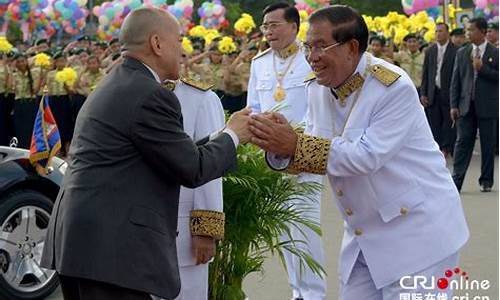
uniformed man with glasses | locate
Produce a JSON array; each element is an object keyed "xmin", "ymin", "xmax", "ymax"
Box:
[
  {"xmin": 246, "ymin": 2, "xmax": 326, "ymax": 300},
  {"xmin": 250, "ymin": 5, "xmax": 469, "ymax": 300}
]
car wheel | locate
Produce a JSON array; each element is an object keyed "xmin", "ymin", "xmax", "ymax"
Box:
[{"xmin": 0, "ymin": 190, "xmax": 59, "ymax": 300}]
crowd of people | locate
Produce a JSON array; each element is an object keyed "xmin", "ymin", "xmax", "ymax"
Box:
[
  {"xmin": 0, "ymin": 14, "xmax": 497, "ymax": 161},
  {"xmin": 367, "ymin": 18, "xmax": 499, "ymax": 192}
]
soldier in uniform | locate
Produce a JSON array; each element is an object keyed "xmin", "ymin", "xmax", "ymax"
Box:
[
  {"xmin": 152, "ymin": 78, "xmax": 225, "ymax": 300},
  {"xmin": 0, "ymin": 52, "xmax": 12, "ymax": 145},
  {"xmin": 191, "ymin": 45, "xmax": 225, "ymax": 98},
  {"xmin": 100, "ymin": 38, "xmax": 120, "ymax": 69},
  {"xmin": 451, "ymin": 28, "xmax": 467, "ymax": 47},
  {"xmin": 222, "ymin": 46, "xmax": 257, "ymax": 113},
  {"xmin": 73, "ymin": 55, "xmax": 105, "ymax": 120},
  {"xmin": 250, "ymin": 6, "xmax": 469, "ymax": 299},
  {"xmin": 393, "ymin": 33, "xmax": 425, "ymax": 92},
  {"xmin": 368, "ymin": 35, "xmax": 393, "ymax": 64},
  {"xmin": 42, "ymin": 52, "xmax": 73, "ymax": 156},
  {"xmin": 487, "ymin": 22, "xmax": 499, "ymax": 47},
  {"xmin": 247, "ymin": 3, "xmax": 326, "ymax": 300},
  {"xmin": 8, "ymin": 53, "xmax": 39, "ymax": 149}
]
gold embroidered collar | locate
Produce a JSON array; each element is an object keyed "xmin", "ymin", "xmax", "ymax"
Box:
[
  {"xmin": 331, "ymin": 72, "xmax": 365, "ymax": 106},
  {"xmin": 275, "ymin": 42, "xmax": 299, "ymax": 60}
]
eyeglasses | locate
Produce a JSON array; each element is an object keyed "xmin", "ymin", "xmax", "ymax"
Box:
[
  {"xmin": 303, "ymin": 41, "xmax": 344, "ymax": 57},
  {"xmin": 259, "ymin": 22, "xmax": 288, "ymax": 33}
]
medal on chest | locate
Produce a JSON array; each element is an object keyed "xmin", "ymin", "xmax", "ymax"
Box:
[
  {"xmin": 272, "ymin": 53, "xmax": 297, "ymax": 102},
  {"xmin": 274, "ymin": 84, "xmax": 286, "ymax": 101}
]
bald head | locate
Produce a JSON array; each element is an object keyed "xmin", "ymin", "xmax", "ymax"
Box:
[
  {"xmin": 120, "ymin": 7, "xmax": 177, "ymax": 52},
  {"xmin": 119, "ymin": 7, "xmax": 183, "ymax": 82}
]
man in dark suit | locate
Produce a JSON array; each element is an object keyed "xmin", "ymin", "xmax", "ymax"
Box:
[
  {"xmin": 41, "ymin": 8, "xmax": 252, "ymax": 300},
  {"xmin": 421, "ymin": 22, "xmax": 458, "ymax": 157},
  {"xmin": 450, "ymin": 17, "xmax": 499, "ymax": 192}
]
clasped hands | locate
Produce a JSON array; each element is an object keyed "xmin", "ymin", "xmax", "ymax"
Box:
[{"xmin": 226, "ymin": 108, "xmax": 297, "ymax": 157}]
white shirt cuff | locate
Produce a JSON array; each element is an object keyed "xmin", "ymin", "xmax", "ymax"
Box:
[{"xmin": 209, "ymin": 128, "xmax": 239, "ymax": 147}]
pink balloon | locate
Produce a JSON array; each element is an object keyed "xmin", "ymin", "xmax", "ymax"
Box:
[
  {"xmin": 475, "ymin": 0, "xmax": 488, "ymax": 9},
  {"xmin": 93, "ymin": 5, "xmax": 100, "ymax": 16}
]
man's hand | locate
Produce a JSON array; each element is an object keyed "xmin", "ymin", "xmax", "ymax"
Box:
[
  {"xmin": 450, "ymin": 108, "xmax": 460, "ymax": 122},
  {"xmin": 420, "ymin": 96, "xmax": 430, "ymax": 107},
  {"xmin": 473, "ymin": 57, "xmax": 483, "ymax": 72},
  {"xmin": 226, "ymin": 108, "xmax": 253, "ymax": 144},
  {"xmin": 249, "ymin": 112, "xmax": 297, "ymax": 156},
  {"xmin": 192, "ymin": 236, "xmax": 215, "ymax": 265}
]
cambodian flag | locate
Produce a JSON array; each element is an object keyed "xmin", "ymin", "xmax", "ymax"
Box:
[{"xmin": 29, "ymin": 95, "xmax": 61, "ymax": 175}]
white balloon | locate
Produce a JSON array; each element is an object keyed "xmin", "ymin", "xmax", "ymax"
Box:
[{"xmin": 99, "ymin": 15, "xmax": 110, "ymax": 25}]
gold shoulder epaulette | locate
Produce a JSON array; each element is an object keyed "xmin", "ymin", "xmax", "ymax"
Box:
[
  {"xmin": 181, "ymin": 77, "xmax": 213, "ymax": 92},
  {"xmin": 252, "ymin": 48, "xmax": 271, "ymax": 61},
  {"xmin": 304, "ymin": 72, "xmax": 316, "ymax": 83},
  {"xmin": 367, "ymin": 64, "xmax": 401, "ymax": 87}
]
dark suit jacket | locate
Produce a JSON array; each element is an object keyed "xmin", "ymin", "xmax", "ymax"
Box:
[
  {"xmin": 450, "ymin": 42, "xmax": 499, "ymax": 118},
  {"xmin": 41, "ymin": 57, "xmax": 237, "ymax": 299},
  {"xmin": 421, "ymin": 42, "xmax": 458, "ymax": 105}
]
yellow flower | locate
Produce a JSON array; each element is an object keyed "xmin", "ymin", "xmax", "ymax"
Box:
[
  {"xmin": 55, "ymin": 67, "xmax": 77, "ymax": 87},
  {"xmin": 448, "ymin": 4, "xmax": 463, "ymax": 19},
  {"xmin": 424, "ymin": 29, "xmax": 435, "ymax": 42},
  {"xmin": 218, "ymin": 36, "xmax": 237, "ymax": 54},
  {"xmin": 234, "ymin": 13, "xmax": 256, "ymax": 34},
  {"xmin": 363, "ymin": 15, "xmax": 374, "ymax": 31},
  {"xmin": 373, "ymin": 16, "xmax": 384, "ymax": 32},
  {"xmin": 34, "ymin": 53, "xmax": 51, "ymax": 68},
  {"xmin": 189, "ymin": 25, "xmax": 207, "ymax": 38},
  {"xmin": 415, "ymin": 11, "xmax": 429, "ymax": 24},
  {"xmin": 394, "ymin": 28, "xmax": 410, "ymax": 45},
  {"xmin": 424, "ymin": 21, "xmax": 436, "ymax": 31},
  {"xmin": 204, "ymin": 29, "xmax": 220, "ymax": 48},
  {"xmin": 182, "ymin": 37, "xmax": 193, "ymax": 55},
  {"xmin": 299, "ymin": 10, "xmax": 309, "ymax": 22},
  {"xmin": 298, "ymin": 22, "xmax": 309, "ymax": 42},
  {"xmin": 0, "ymin": 36, "xmax": 13, "ymax": 53}
]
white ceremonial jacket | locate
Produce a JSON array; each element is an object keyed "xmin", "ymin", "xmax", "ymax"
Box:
[
  {"xmin": 174, "ymin": 82, "xmax": 225, "ymax": 267},
  {"xmin": 247, "ymin": 46, "xmax": 312, "ymax": 125},
  {"xmin": 272, "ymin": 53, "xmax": 469, "ymax": 288}
]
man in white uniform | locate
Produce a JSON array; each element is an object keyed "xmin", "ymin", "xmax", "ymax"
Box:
[
  {"xmin": 153, "ymin": 78, "xmax": 225, "ymax": 300},
  {"xmin": 246, "ymin": 3, "xmax": 326, "ymax": 300},
  {"xmin": 249, "ymin": 5, "xmax": 469, "ymax": 300}
]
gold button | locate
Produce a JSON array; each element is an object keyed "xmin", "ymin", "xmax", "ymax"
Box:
[
  {"xmin": 400, "ymin": 207, "xmax": 409, "ymax": 216},
  {"xmin": 354, "ymin": 228, "xmax": 363, "ymax": 236},
  {"xmin": 336, "ymin": 189, "xmax": 344, "ymax": 197},
  {"xmin": 345, "ymin": 208, "xmax": 353, "ymax": 216}
]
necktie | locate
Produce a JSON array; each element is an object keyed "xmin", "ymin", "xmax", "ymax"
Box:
[
  {"xmin": 436, "ymin": 46, "xmax": 445, "ymax": 89},
  {"xmin": 472, "ymin": 47, "xmax": 481, "ymax": 101},
  {"xmin": 474, "ymin": 47, "xmax": 481, "ymax": 80}
]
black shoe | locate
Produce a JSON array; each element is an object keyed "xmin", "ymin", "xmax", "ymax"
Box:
[{"xmin": 480, "ymin": 184, "xmax": 492, "ymax": 192}]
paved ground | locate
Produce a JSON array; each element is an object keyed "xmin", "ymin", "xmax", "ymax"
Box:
[{"xmin": 47, "ymin": 152, "xmax": 498, "ymax": 300}]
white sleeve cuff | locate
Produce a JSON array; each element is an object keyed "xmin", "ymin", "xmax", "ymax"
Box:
[{"xmin": 209, "ymin": 128, "xmax": 239, "ymax": 147}]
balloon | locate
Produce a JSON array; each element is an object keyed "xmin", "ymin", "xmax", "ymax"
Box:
[
  {"xmin": 474, "ymin": 0, "xmax": 489, "ymax": 9},
  {"xmin": 99, "ymin": 14, "xmax": 109, "ymax": 25},
  {"xmin": 73, "ymin": 8, "xmax": 83, "ymax": 18}
]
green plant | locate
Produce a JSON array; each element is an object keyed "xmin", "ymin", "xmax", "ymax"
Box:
[{"xmin": 209, "ymin": 144, "xmax": 325, "ymax": 300}]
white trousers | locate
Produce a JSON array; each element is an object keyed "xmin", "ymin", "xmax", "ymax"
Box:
[
  {"xmin": 151, "ymin": 264, "xmax": 209, "ymax": 300},
  {"xmin": 282, "ymin": 191, "xmax": 326, "ymax": 300},
  {"xmin": 340, "ymin": 251, "xmax": 460, "ymax": 300}
]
